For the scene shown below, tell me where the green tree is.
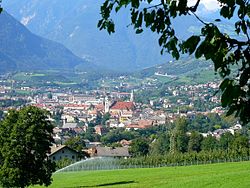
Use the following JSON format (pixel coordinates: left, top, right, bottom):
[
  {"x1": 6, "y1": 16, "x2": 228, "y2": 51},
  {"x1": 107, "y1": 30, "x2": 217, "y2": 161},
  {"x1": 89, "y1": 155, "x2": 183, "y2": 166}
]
[
  {"x1": 52, "y1": 109, "x2": 63, "y2": 126},
  {"x1": 84, "y1": 127, "x2": 100, "y2": 142},
  {"x1": 170, "y1": 117, "x2": 189, "y2": 153},
  {"x1": 129, "y1": 138, "x2": 149, "y2": 156},
  {"x1": 64, "y1": 136, "x2": 86, "y2": 153},
  {"x1": 0, "y1": 110, "x2": 3, "y2": 120},
  {"x1": 47, "y1": 92, "x2": 52, "y2": 99},
  {"x1": 95, "y1": 111, "x2": 103, "y2": 125},
  {"x1": 201, "y1": 135, "x2": 218, "y2": 151},
  {"x1": 0, "y1": 106, "x2": 55, "y2": 188},
  {"x1": 219, "y1": 132, "x2": 234, "y2": 150},
  {"x1": 188, "y1": 131, "x2": 203, "y2": 152},
  {"x1": 231, "y1": 133, "x2": 249, "y2": 151},
  {"x1": 102, "y1": 112, "x2": 111, "y2": 125},
  {"x1": 55, "y1": 158, "x2": 73, "y2": 170},
  {"x1": 150, "y1": 133, "x2": 170, "y2": 155},
  {"x1": 98, "y1": 0, "x2": 250, "y2": 124}
]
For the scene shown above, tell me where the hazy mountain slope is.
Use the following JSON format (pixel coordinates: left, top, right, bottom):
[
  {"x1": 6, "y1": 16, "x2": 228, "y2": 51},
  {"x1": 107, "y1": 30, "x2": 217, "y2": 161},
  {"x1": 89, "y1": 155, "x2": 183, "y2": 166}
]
[
  {"x1": 4, "y1": 1, "x2": 237, "y2": 72},
  {"x1": 4, "y1": 0, "x2": 201, "y2": 70},
  {"x1": 0, "y1": 11, "x2": 93, "y2": 73}
]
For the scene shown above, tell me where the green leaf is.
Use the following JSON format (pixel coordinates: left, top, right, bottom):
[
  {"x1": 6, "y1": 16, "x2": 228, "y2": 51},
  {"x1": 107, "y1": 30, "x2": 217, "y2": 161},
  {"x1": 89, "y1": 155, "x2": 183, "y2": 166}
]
[
  {"x1": 226, "y1": 105, "x2": 237, "y2": 116},
  {"x1": 220, "y1": 78, "x2": 230, "y2": 91},
  {"x1": 132, "y1": 0, "x2": 140, "y2": 8},
  {"x1": 195, "y1": 41, "x2": 206, "y2": 59},
  {"x1": 241, "y1": 21, "x2": 247, "y2": 34},
  {"x1": 131, "y1": 10, "x2": 139, "y2": 24},
  {"x1": 220, "y1": 6, "x2": 230, "y2": 18},
  {"x1": 182, "y1": 35, "x2": 200, "y2": 55},
  {"x1": 136, "y1": 28, "x2": 143, "y2": 34},
  {"x1": 136, "y1": 12, "x2": 143, "y2": 27},
  {"x1": 239, "y1": 67, "x2": 250, "y2": 86},
  {"x1": 97, "y1": 20, "x2": 103, "y2": 28}
]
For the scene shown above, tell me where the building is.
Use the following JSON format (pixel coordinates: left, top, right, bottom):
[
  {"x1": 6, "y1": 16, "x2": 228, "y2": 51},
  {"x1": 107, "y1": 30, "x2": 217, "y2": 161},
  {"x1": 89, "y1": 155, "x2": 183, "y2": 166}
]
[
  {"x1": 49, "y1": 145, "x2": 80, "y2": 161},
  {"x1": 125, "y1": 119, "x2": 154, "y2": 130},
  {"x1": 94, "y1": 125, "x2": 108, "y2": 136},
  {"x1": 109, "y1": 101, "x2": 135, "y2": 121}
]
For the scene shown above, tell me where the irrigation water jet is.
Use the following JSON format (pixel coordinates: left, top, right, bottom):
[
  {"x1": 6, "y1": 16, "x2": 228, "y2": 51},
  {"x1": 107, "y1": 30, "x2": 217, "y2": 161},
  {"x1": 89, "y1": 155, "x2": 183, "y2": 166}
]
[{"x1": 55, "y1": 157, "x2": 120, "y2": 173}]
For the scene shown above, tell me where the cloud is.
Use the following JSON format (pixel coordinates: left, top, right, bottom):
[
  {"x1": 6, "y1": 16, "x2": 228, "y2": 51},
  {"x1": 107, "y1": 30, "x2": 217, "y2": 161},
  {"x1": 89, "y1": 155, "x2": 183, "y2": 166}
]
[{"x1": 188, "y1": 0, "x2": 220, "y2": 12}]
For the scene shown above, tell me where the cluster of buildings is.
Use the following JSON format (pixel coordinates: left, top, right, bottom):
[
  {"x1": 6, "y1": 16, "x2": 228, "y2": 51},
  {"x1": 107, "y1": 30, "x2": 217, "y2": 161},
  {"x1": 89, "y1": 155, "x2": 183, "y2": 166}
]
[
  {"x1": 31, "y1": 90, "x2": 168, "y2": 133},
  {"x1": 1, "y1": 76, "x2": 242, "y2": 164}
]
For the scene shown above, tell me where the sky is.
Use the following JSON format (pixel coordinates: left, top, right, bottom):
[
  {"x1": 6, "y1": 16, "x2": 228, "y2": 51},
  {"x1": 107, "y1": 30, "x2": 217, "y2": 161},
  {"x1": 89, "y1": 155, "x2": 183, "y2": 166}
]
[
  {"x1": 153, "y1": 0, "x2": 220, "y2": 12},
  {"x1": 188, "y1": 0, "x2": 220, "y2": 12}
]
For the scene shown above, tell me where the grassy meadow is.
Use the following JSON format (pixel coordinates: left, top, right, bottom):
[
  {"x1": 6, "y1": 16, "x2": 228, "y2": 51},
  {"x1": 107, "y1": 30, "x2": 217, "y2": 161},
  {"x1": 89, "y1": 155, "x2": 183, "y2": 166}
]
[{"x1": 34, "y1": 161, "x2": 250, "y2": 188}]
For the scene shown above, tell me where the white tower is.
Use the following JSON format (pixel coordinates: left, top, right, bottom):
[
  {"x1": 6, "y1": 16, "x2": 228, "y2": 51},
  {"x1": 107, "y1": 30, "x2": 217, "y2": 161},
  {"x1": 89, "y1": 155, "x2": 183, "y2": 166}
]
[
  {"x1": 104, "y1": 96, "x2": 110, "y2": 113},
  {"x1": 130, "y1": 90, "x2": 134, "y2": 102}
]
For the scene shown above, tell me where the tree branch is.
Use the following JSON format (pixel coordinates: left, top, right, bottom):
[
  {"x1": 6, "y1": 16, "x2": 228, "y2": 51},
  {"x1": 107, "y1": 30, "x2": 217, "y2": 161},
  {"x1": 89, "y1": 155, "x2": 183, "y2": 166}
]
[
  {"x1": 191, "y1": 11, "x2": 208, "y2": 26},
  {"x1": 144, "y1": 3, "x2": 163, "y2": 10},
  {"x1": 189, "y1": 0, "x2": 201, "y2": 12}
]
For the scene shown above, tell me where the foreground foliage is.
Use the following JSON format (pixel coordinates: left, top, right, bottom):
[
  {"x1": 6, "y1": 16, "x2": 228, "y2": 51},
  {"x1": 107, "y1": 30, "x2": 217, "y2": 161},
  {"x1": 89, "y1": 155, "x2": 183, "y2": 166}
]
[
  {"x1": 99, "y1": 0, "x2": 250, "y2": 124},
  {"x1": 0, "y1": 106, "x2": 55, "y2": 188}
]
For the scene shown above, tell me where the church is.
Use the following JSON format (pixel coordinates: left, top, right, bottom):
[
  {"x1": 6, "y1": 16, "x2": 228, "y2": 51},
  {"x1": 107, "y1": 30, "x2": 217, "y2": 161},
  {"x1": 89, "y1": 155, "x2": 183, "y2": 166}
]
[{"x1": 104, "y1": 91, "x2": 135, "y2": 123}]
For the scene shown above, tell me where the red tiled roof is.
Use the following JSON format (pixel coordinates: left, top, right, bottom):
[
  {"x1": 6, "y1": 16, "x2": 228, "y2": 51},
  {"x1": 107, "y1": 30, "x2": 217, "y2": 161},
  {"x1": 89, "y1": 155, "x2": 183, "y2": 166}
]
[
  {"x1": 95, "y1": 104, "x2": 104, "y2": 110},
  {"x1": 138, "y1": 120, "x2": 153, "y2": 127},
  {"x1": 126, "y1": 120, "x2": 153, "y2": 129},
  {"x1": 110, "y1": 101, "x2": 134, "y2": 110},
  {"x1": 33, "y1": 104, "x2": 45, "y2": 107},
  {"x1": 64, "y1": 104, "x2": 89, "y2": 108},
  {"x1": 126, "y1": 124, "x2": 142, "y2": 129}
]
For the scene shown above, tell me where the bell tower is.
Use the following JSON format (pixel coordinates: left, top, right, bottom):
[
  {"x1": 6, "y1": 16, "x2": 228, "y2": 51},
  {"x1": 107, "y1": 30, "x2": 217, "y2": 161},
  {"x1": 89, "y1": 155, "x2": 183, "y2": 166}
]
[
  {"x1": 130, "y1": 90, "x2": 134, "y2": 102},
  {"x1": 104, "y1": 96, "x2": 110, "y2": 113}
]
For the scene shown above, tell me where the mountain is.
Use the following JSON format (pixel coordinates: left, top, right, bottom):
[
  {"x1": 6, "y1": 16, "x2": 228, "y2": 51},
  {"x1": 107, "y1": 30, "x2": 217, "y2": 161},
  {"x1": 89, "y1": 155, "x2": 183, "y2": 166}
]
[
  {"x1": 0, "y1": 11, "x2": 94, "y2": 73},
  {"x1": 3, "y1": 1, "x2": 238, "y2": 72},
  {"x1": 3, "y1": 0, "x2": 205, "y2": 71},
  {"x1": 136, "y1": 57, "x2": 213, "y2": 78}
]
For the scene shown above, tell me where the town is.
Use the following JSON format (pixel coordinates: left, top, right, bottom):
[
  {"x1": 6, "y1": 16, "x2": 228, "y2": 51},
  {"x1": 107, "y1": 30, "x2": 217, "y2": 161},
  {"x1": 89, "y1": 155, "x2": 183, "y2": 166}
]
[
  {"x1": 1, "y1": 0, "x2": 249, "y2": 187},
  {"x1": 0, "y1": 72, "x2": 244, "y2": 165}
]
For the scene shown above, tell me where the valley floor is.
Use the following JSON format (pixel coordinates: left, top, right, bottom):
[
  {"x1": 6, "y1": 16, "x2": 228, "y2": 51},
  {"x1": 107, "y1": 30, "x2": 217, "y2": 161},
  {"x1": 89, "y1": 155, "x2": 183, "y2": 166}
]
[{"x1": 34, "y1": 161, "x2": 250, "y2": 188}]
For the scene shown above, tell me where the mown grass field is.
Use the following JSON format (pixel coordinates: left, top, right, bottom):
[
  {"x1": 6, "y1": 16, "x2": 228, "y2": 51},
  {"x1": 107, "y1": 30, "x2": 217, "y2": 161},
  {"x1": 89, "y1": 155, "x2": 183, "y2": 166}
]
[{"x1": 34, "y1": 161, "x2": 250, "y2": 188}]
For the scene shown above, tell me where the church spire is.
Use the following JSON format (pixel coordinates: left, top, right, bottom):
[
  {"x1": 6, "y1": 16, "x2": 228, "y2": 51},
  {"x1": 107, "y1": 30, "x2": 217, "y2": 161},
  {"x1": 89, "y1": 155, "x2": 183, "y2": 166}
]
[
  {"x1": 104, "y1": 96, "x2": 110, "y2": 113},
  {"x1": 130, "y1": 90, "x2": 134, "y2": 102}
]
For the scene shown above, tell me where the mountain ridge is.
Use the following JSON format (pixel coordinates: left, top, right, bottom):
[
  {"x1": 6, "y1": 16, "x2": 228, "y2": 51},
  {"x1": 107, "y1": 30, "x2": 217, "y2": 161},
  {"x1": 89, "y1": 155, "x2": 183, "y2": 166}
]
[
  {"x1": 3, "y1": 0, "x2": 173, "y2": 71},
  {"x1": 2, "y1": 1, "x2": 237, "y2": 72},
  {"x1": 0, "y1": 11, "x2": 95, "y2": 73}
]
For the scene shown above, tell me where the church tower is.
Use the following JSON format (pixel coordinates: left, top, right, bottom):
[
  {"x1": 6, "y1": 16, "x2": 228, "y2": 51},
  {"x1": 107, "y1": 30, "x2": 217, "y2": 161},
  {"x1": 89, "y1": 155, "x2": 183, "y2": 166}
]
[
  {"x1": 130, "y1": 90, "x2": 134, "y2": 102},
  {"x1": 104, "y1": 96, "x2": 110, "y2": 113}
]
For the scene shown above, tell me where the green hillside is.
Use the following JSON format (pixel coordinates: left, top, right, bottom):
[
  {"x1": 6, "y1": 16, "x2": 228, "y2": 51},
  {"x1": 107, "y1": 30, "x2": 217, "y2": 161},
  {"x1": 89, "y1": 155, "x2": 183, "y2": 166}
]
[
  {"x1": 134, "y1": 57, "x2": 219, "y2": 85},
  {"x1": 34, "y1": 161, "x2": 250, "y2": 188}
]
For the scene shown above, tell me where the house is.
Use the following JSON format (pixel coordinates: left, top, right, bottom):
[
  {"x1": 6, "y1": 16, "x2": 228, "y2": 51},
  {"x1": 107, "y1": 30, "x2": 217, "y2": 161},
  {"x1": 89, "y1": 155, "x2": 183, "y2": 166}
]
[
  {"x1": 84, "y1": 140, "x2": 102, "y2": 149},
  {"x1": 110, "y1": 101, "x2": 135, "y2": 114},
  {"x1": 125, "y1": 119, "x2": 154, "y2": 130},
  {"x1": 92, "y1": 146, "x2": 130, "y2": 158},
  {"x1": 107, "y1": 119, "x2": 119, "y2": 128},
  {"x1": 49, "y1": 145, "x2": 80, "y2": 162},
  {"x1": 108, "y1": 101, "x2": 135, "y2": 122},
  {"x1": 120, "y1": 139, "x2": 132, "y2": 147},
  {"x1": 120, "y1": 111, "x2": 133, "y2": 122},
  {"x1": 94, "y1": 125, "x2": 108, "y2": 136},
  {"x1": 62, "y1": 122, "x2": 78, "y2": 129}
]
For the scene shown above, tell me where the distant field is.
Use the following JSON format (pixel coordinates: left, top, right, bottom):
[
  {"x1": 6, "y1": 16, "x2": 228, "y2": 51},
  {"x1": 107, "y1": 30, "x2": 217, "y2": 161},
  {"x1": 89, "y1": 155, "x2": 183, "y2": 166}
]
[
  {"x1": 13, "y1": 72, "x2": 46, "y2": 80},
  {"x1": 34, "y1": 161, "x2": 250, "y2": 188}
]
